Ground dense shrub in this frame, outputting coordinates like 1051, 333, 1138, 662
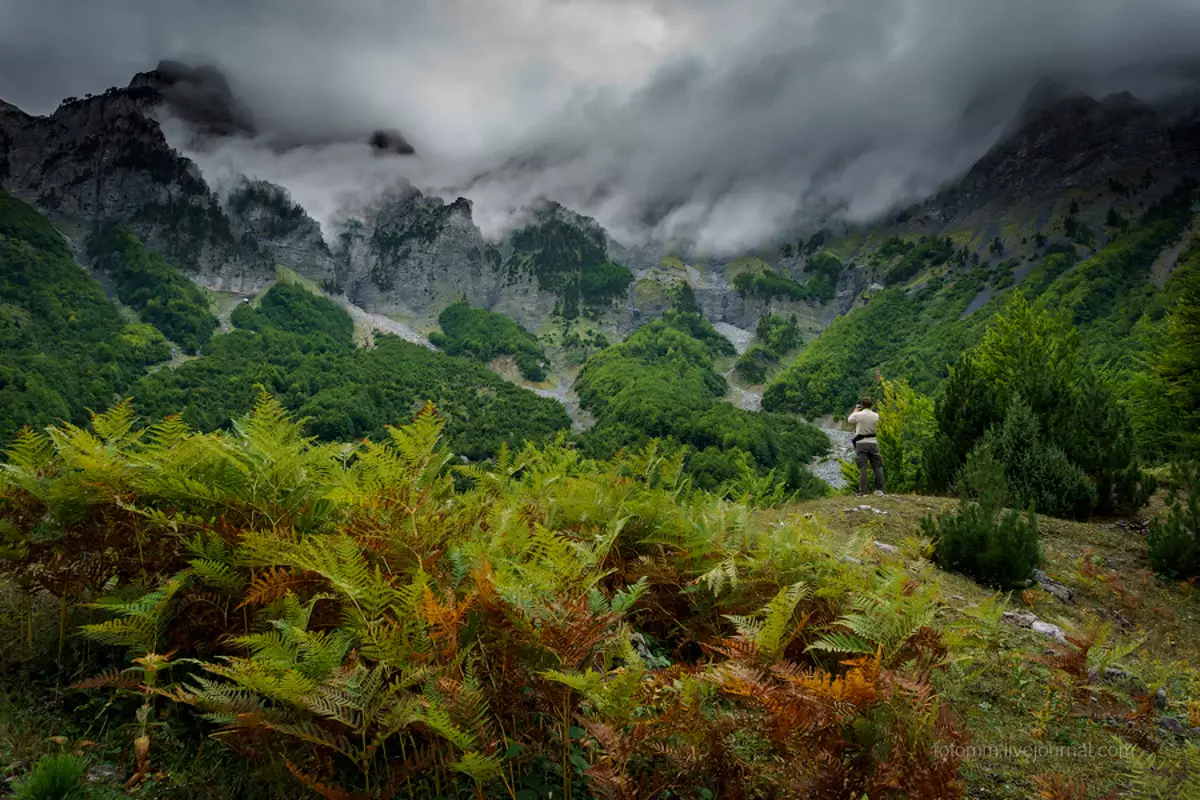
1153, 263, 1200, 456
924, 355, 1002, 493
428, 300, 549, 381
734, 344, 778, 384
875, 377, 937, 494
1064, 367, 1157, 514
1148, 461, 1200, 579
576, 311, 827, 489
924, 293, 1148, 518
756, 314, 803, 353
735, 316, 803, 384
925, 502, 1041, 589
969, 398, 1096, 520
925, 449, 1041, 588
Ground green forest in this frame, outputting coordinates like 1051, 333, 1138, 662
87, 225, 219, 354
0, 192, 171, 445
574, 310, 829, 499
133, 283, 570, 460
429, 301, 550, 381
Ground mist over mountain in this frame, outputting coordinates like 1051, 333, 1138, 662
5, 0, 1200, 253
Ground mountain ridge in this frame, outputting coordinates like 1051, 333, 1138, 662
3, 67, 1200, 401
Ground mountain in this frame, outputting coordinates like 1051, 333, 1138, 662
3, 65, 1200, 444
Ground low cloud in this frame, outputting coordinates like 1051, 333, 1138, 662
5, 0, 1200, 253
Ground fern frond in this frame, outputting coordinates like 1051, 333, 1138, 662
284, 761, 358, 800
71, 668, 143, 691
454, 751, 503, 786
240, 567, 319, 608
808, 632, 877, 656
88, 399, 140, 444
2, 426, 54, 478
191, 559, 246, 592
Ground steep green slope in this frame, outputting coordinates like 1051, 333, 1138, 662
86, 224, 219, 353
0, 191, 170, 443
763, 182, 1198, 433
134, 282, 570, 459
429, 300, 549, 380
576, 310, 828, 494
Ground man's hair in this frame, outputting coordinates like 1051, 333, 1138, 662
860, 397, 873, 409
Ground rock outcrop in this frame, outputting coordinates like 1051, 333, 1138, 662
0, 75, 271, 292
929, 90, 1200, 225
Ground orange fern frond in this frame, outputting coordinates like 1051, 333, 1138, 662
1031, 772, 1110, 800
239, 567, 320, 608
285, 760, 362, 800
417, 586, 474, 658
71, 668, 143, 691
533, 597, 619, 670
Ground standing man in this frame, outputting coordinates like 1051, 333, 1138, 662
848, 397, 885, 496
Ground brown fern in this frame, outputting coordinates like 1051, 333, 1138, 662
240, 567, 321, 607
417, 586, 475, 659
532, 597, 619, 670
70, 668, 143, 691
1033, 629, 1098, 702
1031, 772, 1118, 800
285, 759, 362, 800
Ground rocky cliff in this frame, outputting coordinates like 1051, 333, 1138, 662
0, 70, 275, 292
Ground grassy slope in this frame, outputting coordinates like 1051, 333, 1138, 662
765, 492, 1200, 799
763, 188, 1199, 420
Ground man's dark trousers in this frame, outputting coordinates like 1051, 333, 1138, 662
855, 440, 885, 494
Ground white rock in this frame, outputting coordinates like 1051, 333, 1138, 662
1030, 621, 1067, 643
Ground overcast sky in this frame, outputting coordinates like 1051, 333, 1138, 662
4, 0, 1200, 252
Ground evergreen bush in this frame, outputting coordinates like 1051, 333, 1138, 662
1148, 461, 1200, 579
983, 398, 1096, 520
926, 448, 1041, 588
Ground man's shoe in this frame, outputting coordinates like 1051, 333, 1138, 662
874, 490, 884, 497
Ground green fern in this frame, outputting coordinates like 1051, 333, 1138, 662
809, 570, 941, 665
10, 753, 87, 800
82, 572, 190, 653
